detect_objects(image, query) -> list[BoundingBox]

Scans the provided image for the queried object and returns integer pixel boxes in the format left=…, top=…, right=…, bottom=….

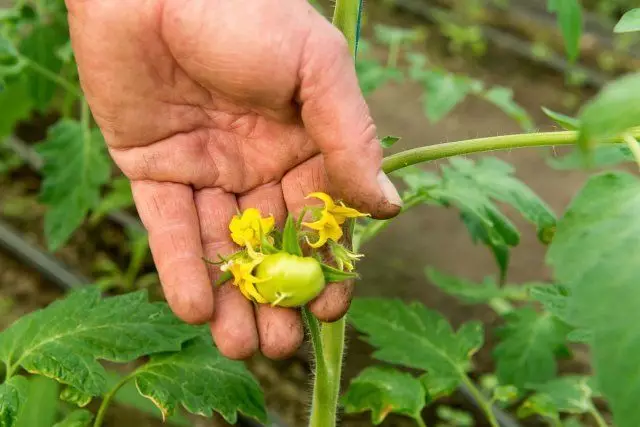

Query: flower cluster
left=209, top=192, right=368, bottom=307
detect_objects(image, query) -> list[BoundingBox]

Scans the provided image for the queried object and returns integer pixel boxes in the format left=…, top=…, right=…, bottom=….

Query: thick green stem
left=382, top=128, right=640, bottom=173
left=93, top=372, right=135, bottom=427
left=415, top=416, right=428, bottom=427
left=461, top=374, right=499, bottom=427
left=332, top=0, right=361, bottom=56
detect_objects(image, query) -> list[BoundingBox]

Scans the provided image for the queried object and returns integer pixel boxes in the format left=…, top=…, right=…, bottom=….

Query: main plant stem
left=306, top=1, right=362, bottom=426
left=382, top=128, right=640, bottom=173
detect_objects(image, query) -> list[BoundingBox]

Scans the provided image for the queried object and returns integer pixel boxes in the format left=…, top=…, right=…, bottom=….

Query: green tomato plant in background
left=2, top=0, right=640, bottom=427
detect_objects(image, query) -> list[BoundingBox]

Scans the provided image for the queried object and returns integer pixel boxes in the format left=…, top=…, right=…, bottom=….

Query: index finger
left=132, top=180, right=213, bottom=324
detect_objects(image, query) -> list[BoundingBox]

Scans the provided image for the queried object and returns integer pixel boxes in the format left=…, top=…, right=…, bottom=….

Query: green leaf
left=59, top=386, right=91, bottom=407
left=341, top=366, right=426, bottom=424
left=15, top=376, right=59, bottom=427
left=494, top=307, right=569, bottom=388
left=52, top=410, right=92, bottom=427
left=578, top=73, right=640, bottom=155
left=418, top=70, right=473, bottom=122
left=437, top=406, right=474, bottom=426
left=282, top=215, right=302, bottom=256
left=0, top=376, right=28, bottom=427
left=541, top=107, right=580, bottom=130
left=547, top=172, right=640, bottom=427
left=518, top=376, right=595, bottom=419
left=320, top=263, right=358, bottom=282
left=36, top=120, right=111, bottom=250
left=432, top=157, right=555, bottom=277
left=548, top=0, right=582, bottom=62
left=106, top=371, right=189, bottom=426
left=419, top=373, right=459, bottom=400
left=481, top=87, right=534, bottom=132
left=0, top=288, right=200, bottom=401
left=426, top=268, right=502, bottom=303
left=547, top=145, right=634, bottom=170
left=381, top=135, right=400, bottom=149
left=134, top=337, right=267, bottom=424
left=348, top=298, right=483, bottom=380
left=0, top=78, right=33, bottom=139
left=614, top=9, right=640, bottom=33
left=19, top=23, right=69, bottom=112
left=89, top=177, right=134, bottom=224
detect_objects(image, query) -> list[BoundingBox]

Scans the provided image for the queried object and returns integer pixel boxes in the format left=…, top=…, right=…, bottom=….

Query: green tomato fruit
left=254, top=253, right=325, bottom=307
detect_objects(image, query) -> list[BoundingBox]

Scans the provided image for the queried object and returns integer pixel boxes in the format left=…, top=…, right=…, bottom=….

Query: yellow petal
left=306, top=192, right=336, bottom=210
left=331, top=205, right=369, bottom=224
left=240, top=281, right=268, bottom=304
left=302, top=218, right=326, bottom=231
left=306, top=234, right=328, bottom=249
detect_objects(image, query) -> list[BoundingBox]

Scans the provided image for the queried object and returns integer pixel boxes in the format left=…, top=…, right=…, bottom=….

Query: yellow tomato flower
left=221, top=246, right=269, bottom=303
left=229, top=208, right=275, bottom=248
left=306, top=192, right=369, bottom=225
left=303, top=210, right=344, bottom=248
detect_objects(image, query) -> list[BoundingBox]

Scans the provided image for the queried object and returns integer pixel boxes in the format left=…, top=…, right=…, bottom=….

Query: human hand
left=66, top=0, right=402, bottom=360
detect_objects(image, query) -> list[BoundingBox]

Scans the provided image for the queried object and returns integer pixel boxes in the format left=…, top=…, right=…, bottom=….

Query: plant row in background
left=2, top=1, right=640, bottom=427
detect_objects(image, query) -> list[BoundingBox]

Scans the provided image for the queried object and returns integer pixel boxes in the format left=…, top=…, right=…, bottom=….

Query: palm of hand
left=67, top=0, right=400, bottom=359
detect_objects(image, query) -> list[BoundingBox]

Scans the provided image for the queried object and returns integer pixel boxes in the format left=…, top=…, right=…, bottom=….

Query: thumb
left=297, top=14, right=402, bottom=220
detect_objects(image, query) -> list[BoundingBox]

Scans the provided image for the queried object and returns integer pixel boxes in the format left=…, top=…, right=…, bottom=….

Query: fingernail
left=377, top=170, right=403, bottom=207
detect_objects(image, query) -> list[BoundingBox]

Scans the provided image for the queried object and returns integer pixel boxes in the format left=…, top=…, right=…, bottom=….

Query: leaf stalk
left=93, top=372, right=136, bottom=427
left=460, top=374, right=500, bottom=427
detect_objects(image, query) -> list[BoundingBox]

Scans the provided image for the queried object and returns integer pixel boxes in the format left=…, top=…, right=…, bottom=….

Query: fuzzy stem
left=415, top=417, right=428, bottom=427
left=332, top=0, right=362, bottom=56
left=460, top=374, right=500, bottom=427
left=382, top=128, right=640, bottom=173
left=93, top=372, right=135, bottom=427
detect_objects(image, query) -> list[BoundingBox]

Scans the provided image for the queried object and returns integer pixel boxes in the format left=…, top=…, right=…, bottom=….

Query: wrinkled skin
left=65, top=0, right=402, bottom=360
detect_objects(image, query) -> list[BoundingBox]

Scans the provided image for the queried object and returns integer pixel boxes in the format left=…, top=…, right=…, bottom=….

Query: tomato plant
left=2, top=1, right=640, bottom=427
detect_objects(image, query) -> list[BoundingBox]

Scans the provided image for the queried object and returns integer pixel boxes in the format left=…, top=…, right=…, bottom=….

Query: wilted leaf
left=52, top=410, right=92, bottom=427
left=341, top=367, right=426, bottom=424
left=0, top=376, right=28, bottom=427
left=614, top=9, right=640, bottom=33
left=494, top=307, right=569, bottom=388
left=348, top=298, right=483, bottom=380
left=36, top=119, right=111, bottom=250
left=0, top=288, right=199, bottom=402
left=547, top=172, right=640, bottom=427
left=578, top=73, right=640, bottom=155
left=134, top=337, right=266, bottom=424
left=60, top=386, right=91, bottom=407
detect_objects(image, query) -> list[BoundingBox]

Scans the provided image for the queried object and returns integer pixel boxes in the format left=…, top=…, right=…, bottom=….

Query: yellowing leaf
left=0, top=288, right=199, bottom=402
left=36, top=120, right=111, bottom=250
left=134, top=337, right=267, bottom=424
left=348, top=298, right=483, bottom=380
left=341, top=367, right=427, bottom=424
left=518, top=376, right=595, bottom=420
left=0, top=376, right=28, bottom=427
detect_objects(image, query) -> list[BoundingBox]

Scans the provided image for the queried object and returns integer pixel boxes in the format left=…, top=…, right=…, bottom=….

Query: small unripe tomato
left=254, top=253, right=325, bottom=307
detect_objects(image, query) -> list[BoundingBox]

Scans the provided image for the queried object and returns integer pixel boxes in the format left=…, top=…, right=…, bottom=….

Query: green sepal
left=281, top=215, right=302, bottom=256
left=215, top=271, right=233, bottom=286
left=320, top=263, right=359, bottom=282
